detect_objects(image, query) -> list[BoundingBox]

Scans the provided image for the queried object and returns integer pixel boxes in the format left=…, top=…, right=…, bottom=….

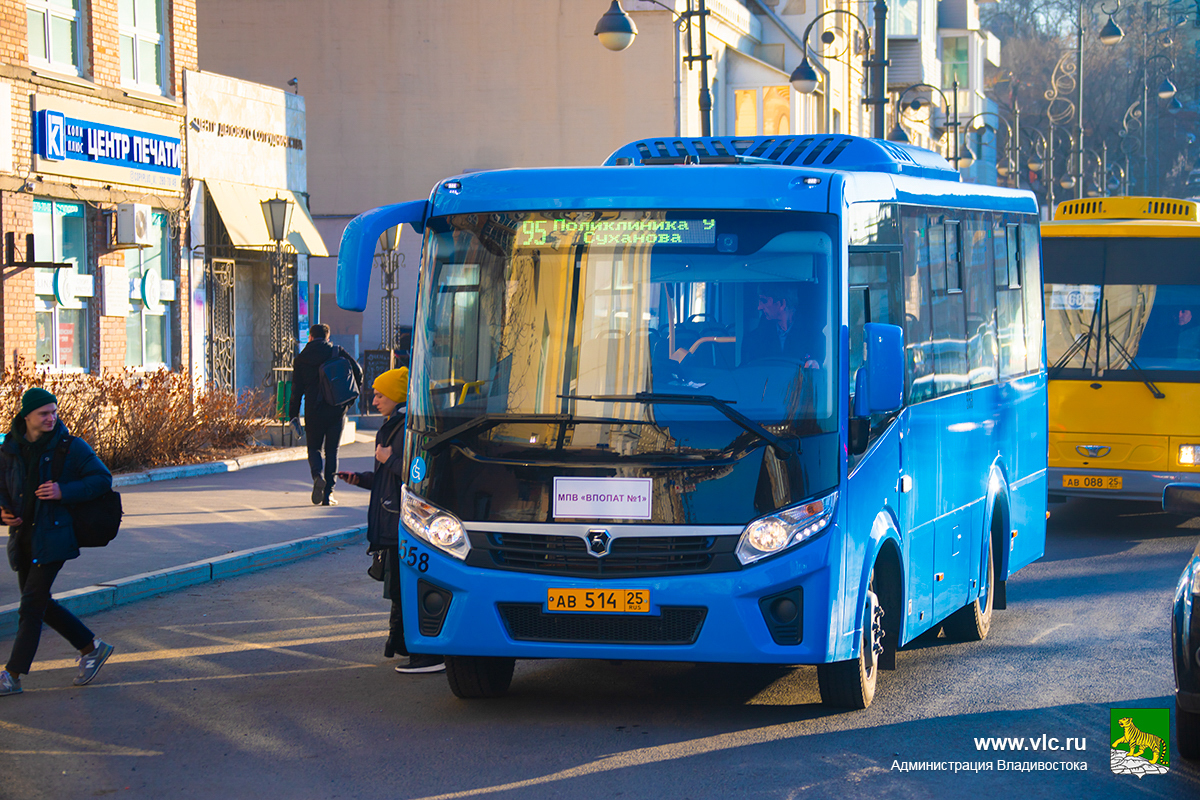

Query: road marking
left=0, top=720, right=161, bottom=757
left=32, top=629, right=386, bottom=672
left=405, top=724, right=817, bottom=800
left=1029, top=623, right=1073, bottom=644
left=23, top=663, right=376, bottom=692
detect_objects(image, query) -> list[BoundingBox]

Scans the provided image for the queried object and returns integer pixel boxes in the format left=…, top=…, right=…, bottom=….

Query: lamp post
left=260, top=195, right=297, bottom=394
left=888, top=81, right=969, bottom=169
left=595, top=0, right=713, bottom=136
left=960, top=111, right=1016, bottom=185
left=376, top=225, right=405, bottom=362
left=1097, top=1, right=1182, bottom=194
left=788, top=2, right=889, bottom=139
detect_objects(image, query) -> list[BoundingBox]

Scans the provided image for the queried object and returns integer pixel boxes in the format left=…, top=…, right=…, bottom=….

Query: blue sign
left=36, top=109, right=181, bottom=176
left=410, top=456, right=427, bottom=483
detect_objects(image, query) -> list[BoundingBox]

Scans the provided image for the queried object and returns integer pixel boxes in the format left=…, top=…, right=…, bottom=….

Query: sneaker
left=395, top=654, right=445, bottom=674
left=321, top=494, right=338, bottom=506
left=0, top=670, right=21, bottom=696
left=311, top=476, right=326, bottom=505
left=73, top=640, right=114, bottom=686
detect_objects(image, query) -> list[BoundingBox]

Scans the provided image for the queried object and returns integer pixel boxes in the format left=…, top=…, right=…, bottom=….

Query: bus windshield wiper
left=1101, top=301, right=1165, bottom=399
left=560, top=392, right=798, bottom=459
left=1049, top=296, right=1101, bottom=379
left=420, top=412, right=644, bottom=452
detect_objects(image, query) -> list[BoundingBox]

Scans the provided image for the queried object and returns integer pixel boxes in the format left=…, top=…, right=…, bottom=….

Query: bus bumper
left=1048, top=467, right=1184, bottom=502
left=397, top=531, right=842, bottom=665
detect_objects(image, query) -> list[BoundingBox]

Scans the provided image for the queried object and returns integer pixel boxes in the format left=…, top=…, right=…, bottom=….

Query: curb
left=112, top=446, right=311, bottom=487
left=0, top=525, right=367, bottom=639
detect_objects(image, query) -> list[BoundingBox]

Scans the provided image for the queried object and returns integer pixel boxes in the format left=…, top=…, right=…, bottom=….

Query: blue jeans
left=6, top=559, right=94, bottom=675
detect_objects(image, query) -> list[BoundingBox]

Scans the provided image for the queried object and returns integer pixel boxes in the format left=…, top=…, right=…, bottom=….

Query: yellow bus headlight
left=1180, top=445, right=1200, bottom=465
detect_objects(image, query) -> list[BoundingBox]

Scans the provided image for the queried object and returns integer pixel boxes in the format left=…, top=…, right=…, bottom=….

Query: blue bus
left=337, top=135, right=1047, bottom=708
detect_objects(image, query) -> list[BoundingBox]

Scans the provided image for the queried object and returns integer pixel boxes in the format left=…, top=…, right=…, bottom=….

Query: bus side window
left=930, top=216, right=969, bottom=395
left=902, top=210, right=935, bottom=403
left=1020, top=222, right=1044, bottom=373
left=995, top=216, right=1028, bottom=378
left=964, top=214, right=997, bottom=387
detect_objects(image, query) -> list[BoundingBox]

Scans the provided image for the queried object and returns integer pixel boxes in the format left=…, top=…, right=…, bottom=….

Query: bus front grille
left=497, top=604, right=706, bottom=645
left=466, top=532, right=742, bottom=577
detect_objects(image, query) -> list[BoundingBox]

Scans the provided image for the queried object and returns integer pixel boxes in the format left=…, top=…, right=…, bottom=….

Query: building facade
left=196, top=0, right=1006, bottom=352
left=0, top=0, right=196, bottom=374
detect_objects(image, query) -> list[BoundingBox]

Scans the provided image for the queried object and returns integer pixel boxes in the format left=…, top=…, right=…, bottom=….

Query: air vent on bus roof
left=603, top=135, right=960, bottom=181
left=1052, top=196, right=1198, bottom=221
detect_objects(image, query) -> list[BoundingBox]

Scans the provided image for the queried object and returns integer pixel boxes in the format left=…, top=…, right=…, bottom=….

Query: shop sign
left=32, top=96, right=182, bottom=191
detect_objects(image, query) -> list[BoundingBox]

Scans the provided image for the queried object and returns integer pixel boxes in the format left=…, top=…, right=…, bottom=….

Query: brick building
left=0, top=0, right=196, bottom=375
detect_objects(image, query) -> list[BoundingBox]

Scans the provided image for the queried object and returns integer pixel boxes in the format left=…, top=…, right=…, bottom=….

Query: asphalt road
left=1, top=498, right=1198, bottom=799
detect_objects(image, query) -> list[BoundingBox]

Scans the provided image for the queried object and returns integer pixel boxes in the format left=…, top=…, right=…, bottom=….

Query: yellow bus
left=1043, top=196, right=1200, bottom=502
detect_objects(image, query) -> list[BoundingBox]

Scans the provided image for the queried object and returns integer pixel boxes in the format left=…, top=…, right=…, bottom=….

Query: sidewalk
left=0, top=439, right=379, bottom=635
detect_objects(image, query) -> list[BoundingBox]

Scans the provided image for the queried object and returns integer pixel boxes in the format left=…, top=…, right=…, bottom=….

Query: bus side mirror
left=336, top=200, right=427, bottom=312
left=861, top=322, right=904, bottom=414
left=1164, top=483, right=1200, bottom=515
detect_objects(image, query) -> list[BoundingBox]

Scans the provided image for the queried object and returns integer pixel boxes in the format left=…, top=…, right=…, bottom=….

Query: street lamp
left=889, top=83, right=963, bottom=166
left=788, top=2, right=889, bottom=139
left=594, top=0, right=713, bottom=136
left=259, top=194, right=297, bottom=400
left=376, top=226, right=405, bottom=365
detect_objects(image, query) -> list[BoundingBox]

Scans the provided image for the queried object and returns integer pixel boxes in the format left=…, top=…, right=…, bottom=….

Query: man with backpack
left=1, top=388, right=115, bottom=696
left=289, top=323, right=363, bottom=506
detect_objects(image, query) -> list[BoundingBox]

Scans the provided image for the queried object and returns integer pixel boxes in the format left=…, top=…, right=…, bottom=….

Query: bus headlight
left=401, top=486, right=469, bottom=561
left=736, top=491, right=838, bottom=565
left=1180, top=444, right=1200, bottom=465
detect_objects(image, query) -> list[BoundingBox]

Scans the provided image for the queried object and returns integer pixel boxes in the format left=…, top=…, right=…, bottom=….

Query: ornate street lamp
left=788, top=2, right=889, bottom=139
left=261, top=195, right=293, bottom=243
left=595, top=0, right=713, bottom=136
left=260, top=195, right=297, bottom=397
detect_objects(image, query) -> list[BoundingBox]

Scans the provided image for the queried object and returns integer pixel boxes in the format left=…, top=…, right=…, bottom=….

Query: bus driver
left=743, top=283, right=821, bottom=369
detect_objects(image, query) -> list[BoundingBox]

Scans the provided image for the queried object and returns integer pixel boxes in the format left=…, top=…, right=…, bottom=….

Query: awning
left=204, top=179, right=329, bottom=257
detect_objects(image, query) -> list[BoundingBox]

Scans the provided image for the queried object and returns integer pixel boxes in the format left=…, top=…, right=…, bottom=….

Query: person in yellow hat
left=338, top=368, right=444, bottom=674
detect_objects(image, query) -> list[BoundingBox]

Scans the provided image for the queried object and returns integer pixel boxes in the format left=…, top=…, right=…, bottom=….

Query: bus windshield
left=410, top=209, right=839, bottom=462
left=1044, top=237, right=1200, bottom=374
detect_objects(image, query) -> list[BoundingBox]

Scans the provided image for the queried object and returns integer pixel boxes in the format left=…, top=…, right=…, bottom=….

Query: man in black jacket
left=289, top=324, right=363, bottom=506
left=1, top=388, right=114, bottom=696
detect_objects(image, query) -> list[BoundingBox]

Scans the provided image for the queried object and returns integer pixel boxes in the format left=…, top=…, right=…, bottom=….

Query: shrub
left=0, top=359, right=272, bottom=472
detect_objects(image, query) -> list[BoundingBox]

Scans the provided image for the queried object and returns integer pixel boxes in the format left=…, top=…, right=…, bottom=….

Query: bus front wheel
left=445, top=656, right=516, bottom=699
left=817, top=575, right=883, bottom=709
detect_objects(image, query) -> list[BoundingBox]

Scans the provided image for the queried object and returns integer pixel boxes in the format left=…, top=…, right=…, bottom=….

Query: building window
left=733, top=86, right=791, bottom=136
left=125, top=210, right=173, bottom=367
left=32, top=199, right=90, bottom=370
left=119, top=0, right=165, bottom=91
left=886, top=0, right=918, bottom=37
left=27, top=0, right=83, bottom=74
left=942, top=36, right=969, bottom=90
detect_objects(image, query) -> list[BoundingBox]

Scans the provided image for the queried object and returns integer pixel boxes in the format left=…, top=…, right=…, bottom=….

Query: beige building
left=197, top=0, right=1001, bottom=353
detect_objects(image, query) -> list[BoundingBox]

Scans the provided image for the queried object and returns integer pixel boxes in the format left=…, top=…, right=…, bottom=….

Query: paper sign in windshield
left=1049, top=284, right=1100, bottom=311
left=553, top=477, right=652, bottom=520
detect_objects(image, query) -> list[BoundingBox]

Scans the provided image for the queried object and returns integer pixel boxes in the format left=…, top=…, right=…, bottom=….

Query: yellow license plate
left=546, top=588, right=650, bottom=613
left=1062, top=475, right=1123, bottom=490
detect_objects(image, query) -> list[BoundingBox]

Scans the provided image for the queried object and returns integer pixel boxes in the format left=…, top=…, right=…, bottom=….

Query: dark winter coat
left=350, top=411, right=406, bottom=550
left=288, top=339, right=363, bottom=419
left=0, top=418, right=112, bottom=570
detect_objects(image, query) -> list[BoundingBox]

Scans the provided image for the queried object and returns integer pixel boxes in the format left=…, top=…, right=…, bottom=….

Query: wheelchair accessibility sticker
left=410, top=456, right=427, bottom=483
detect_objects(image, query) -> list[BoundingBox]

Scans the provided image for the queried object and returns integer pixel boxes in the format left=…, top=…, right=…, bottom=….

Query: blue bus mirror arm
left=336, top=200, right=428, bottom=312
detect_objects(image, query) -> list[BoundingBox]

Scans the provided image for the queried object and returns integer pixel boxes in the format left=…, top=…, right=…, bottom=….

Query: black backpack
left=318, top=346, right=361, bottom=409
left=51, top=436, right=123, bottom=548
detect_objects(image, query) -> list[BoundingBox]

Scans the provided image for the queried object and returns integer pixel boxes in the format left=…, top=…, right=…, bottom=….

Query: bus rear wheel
left=445, top=656, right=516, bottom=699
left=943, top=533, right=994, bottom=641
left=817, top=575, right=884, bottom=709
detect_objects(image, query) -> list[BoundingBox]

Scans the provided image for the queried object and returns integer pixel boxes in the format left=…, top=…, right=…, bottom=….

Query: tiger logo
left=1112, top=717, right=1165, bottom=764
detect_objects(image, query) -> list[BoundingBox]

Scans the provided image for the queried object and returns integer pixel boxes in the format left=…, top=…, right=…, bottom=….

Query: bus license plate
left=1062, top=475, right=1122, bottom=490
left=546, top=588, right=650, bottom=613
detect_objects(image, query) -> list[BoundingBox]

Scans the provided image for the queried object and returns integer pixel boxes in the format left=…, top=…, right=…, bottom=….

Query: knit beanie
left=373, top=367, right=409, bottom=404
left=19, top=387, right=57, bottom=418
